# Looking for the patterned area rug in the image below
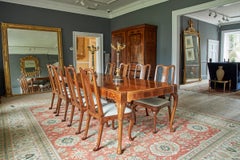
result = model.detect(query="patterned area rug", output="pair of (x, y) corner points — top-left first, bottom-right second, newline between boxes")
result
(0, 93), (61, 160)
(28, 104), (240, 159)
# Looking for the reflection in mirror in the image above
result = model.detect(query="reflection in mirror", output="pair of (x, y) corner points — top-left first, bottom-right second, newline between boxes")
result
(20, 56), (40, 77)
(1, 22), (63, 96)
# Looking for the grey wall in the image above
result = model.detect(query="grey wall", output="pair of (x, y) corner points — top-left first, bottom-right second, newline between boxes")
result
(0, 0), (226, 95)
(0, 1), (110, 95)
(110, 0), (219, 84)
(110, 0), (214, 65)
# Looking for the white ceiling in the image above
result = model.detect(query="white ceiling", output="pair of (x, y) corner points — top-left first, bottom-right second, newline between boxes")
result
(185, 1), (240, 26)
(1, 0), (240, 24)
(0, 0), (168, 18)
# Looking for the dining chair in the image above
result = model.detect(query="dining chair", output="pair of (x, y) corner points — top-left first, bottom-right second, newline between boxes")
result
(18, 75), (40, 94)
(133, 64), (151, 80)
(79, 67), (134, 151)
(47, 64), (58, 110)
(119, 63), (130, 77)
(132, 64), (175, 133)
(52, 65), (71, 122)
(64, 66), (87, 134)
(105, 62), (115, 75)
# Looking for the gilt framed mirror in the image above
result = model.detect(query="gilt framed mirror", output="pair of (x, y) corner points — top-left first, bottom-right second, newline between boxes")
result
(20, 55), (40, 77)
(183, 19), (201, 84)
(1, 22), (63, 96)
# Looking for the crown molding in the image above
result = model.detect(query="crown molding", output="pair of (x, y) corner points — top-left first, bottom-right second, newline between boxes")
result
(0, 0), (109, 18)
(109, 0), (168, 18)
(0, 0), (168, 19)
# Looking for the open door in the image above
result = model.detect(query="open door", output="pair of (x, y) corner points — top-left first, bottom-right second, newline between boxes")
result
(73, 32), (103, 73)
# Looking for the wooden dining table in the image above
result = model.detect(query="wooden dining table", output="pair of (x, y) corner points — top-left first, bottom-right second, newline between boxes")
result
(27, 76), (50, 93)
(78, 74), (178, 154)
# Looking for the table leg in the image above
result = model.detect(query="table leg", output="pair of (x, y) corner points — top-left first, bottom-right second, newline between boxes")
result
(223, 83), (226, 92)
(229, 80), (231, 91)
(117, 102), (126, 154)
(169, 92), (178, 132)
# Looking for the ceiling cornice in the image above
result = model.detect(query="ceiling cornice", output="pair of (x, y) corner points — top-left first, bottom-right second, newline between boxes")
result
(109, 0), (168, 18)
(0, 0), (168, 19)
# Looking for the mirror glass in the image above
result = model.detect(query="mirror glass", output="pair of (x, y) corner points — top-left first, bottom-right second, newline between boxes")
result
(183, 19), (201, 84)
(1, 23), (63, 96)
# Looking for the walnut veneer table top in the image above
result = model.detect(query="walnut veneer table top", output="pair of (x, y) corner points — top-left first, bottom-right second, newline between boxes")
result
(78, 73), (178, 154)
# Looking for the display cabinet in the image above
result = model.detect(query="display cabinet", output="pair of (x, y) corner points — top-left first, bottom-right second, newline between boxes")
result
(111, 24), (157, 78)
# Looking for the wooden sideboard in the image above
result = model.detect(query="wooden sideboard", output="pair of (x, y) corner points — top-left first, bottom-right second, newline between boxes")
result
(208, 62), (240, 91)
(111, 24), (157, 78)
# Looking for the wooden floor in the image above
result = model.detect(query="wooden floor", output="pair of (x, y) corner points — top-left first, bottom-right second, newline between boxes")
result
(179, 80), (240, 122)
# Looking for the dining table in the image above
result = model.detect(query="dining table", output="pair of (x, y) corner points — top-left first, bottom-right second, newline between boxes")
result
(78, 73), (178, 154)
(27, 76), (50, 93)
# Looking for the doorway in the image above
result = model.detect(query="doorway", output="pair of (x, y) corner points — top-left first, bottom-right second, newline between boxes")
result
(172, 0), (239, 85)
(72, 31), (104, 73)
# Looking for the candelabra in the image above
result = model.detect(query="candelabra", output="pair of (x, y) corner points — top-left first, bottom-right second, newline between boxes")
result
(87, 45), (99, 71)
(111, 42), (126, 82)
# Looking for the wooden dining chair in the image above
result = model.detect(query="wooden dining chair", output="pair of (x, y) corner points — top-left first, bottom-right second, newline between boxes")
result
(132, 64), (175, 133)
(18, 75), (39, 94)
(79, 67), (134, 151)
(64, 66), (87, 134)
(52, 65), (71, 122)
(47, 64), (58, 110)
(119, 63), (130, 77)
(134, 64), (151, 80)
(105, 62), (115, 75)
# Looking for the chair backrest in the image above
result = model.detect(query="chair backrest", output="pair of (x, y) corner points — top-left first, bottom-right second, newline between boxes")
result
(119, 63), (130, 77)
(134, 64), (151, 80)
(52, 65), (68, 98)
(18, 75), (29, 94)
(79, 67), (103, 118)
(64, 66), (84, 108)
(105, 62), (115, 75)
(46, 64), (57, 93)
(154, 64), (175, 84)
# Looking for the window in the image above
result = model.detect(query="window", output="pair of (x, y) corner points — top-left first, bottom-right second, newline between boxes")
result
(222, 30), (240, 62)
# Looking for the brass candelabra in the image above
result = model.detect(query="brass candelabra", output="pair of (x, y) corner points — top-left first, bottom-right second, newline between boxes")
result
(111, 42), (126, 82)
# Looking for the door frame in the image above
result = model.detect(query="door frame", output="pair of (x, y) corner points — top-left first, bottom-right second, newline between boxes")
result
(172, 0), (239, 85)
(72, 31), (104, 73)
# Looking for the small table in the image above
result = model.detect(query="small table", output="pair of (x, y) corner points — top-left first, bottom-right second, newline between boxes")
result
(209, 79), (231, 92)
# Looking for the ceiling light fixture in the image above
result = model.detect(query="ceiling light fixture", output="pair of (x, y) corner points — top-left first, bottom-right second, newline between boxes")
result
(208, 9), (230, 23)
